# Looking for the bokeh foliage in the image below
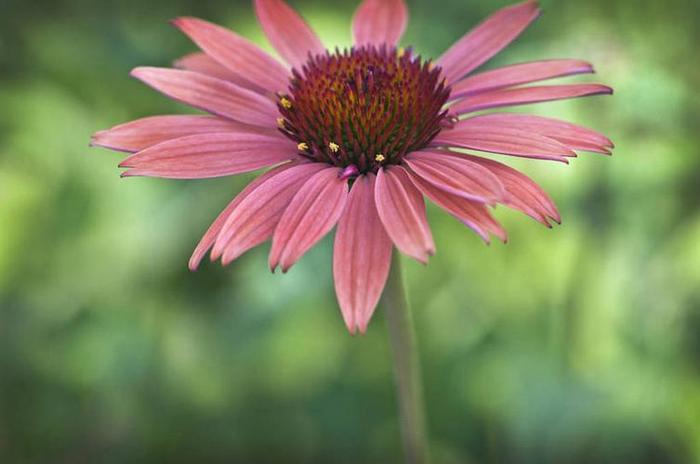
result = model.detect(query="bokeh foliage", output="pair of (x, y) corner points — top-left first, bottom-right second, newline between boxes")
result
(1, 0), (699, 462)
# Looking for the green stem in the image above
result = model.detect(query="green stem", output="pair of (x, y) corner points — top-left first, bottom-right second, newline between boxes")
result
(382, 252), (430, 464)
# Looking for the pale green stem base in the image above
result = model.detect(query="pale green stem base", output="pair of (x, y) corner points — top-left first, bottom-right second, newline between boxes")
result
(382, 252), (430, 464)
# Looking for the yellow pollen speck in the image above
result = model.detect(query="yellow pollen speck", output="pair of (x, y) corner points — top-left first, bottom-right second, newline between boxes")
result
(276, 117), (286, 128)
(375, 154), (386, 163)
(428, 62), (435, 71)
(297, 142), (309, 151)
(280, 97), (292, 109)
(328, 142), (340, 152)
(397, 47), (405, 58)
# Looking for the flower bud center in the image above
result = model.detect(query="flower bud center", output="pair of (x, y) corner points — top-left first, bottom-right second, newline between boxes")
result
(277, 45), (451, 174)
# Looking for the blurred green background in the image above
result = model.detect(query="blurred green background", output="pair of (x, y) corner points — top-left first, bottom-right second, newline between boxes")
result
(1, 0), (699, 462)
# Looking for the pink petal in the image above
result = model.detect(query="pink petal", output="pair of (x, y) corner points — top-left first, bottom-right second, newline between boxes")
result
(174, 52), (262, 91)
(119, 132), (296, 179)
(459, 113), (613, 154)
(254, 0), (325, 70)
(404, 150), (505, 204)
(211, 162), (328, 264)
(375, 166), (435, 264)
(408, 172), (507, 243)
(462, 153), (560, 224)
(189, 163), (294, 271)
(432, 122), (576, 162)
(91, 115), (278, 153)
(269, 167), (349, 272)
(352, 0), (408, 47)
(450, 84), (613, 114)
(437, 0), (540, 83)
(450, 59), (594, 99)
(130, 67), (278, 127)
(333, 174), (392, 335)
(172, 17), (290, 94)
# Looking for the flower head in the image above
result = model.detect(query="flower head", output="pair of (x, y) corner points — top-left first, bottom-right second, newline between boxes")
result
(91, 0), (613, 334)
(278, 46), (450, 172)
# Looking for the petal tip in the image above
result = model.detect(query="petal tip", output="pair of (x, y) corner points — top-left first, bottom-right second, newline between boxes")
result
(187, 259), (200, 272)
(403, 249), (429, 265)
(416, 255), (430, 265)
(172, 56), (187, 69)
(129, 66), (161, 81)
(170, 16), (192, 28)
(520, 0), (542, 17)
(118, 158), (136, 168)
(89, 131), (104, 145)
(474, 229), (491, 245)
(129, 67), (150, 81)
(210, 244), (224, 262)
(494, 226), (509, 244)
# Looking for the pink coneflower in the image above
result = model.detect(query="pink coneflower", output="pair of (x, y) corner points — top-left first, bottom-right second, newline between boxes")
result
(92, 0), (612, 334)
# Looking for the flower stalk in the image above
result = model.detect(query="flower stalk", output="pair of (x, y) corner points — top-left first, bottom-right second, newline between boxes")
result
(383, 252), (430, 464)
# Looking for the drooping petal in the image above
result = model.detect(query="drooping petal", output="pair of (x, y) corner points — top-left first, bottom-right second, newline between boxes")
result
(119, 132), (296, 179)
(375, 166), (435, 264)
(404, 150), (505, 204)
(130, 67), (278, 127)
(174, 52), (263, 91)
(352, 0), (408, 47)
(333, 174), (392, 335)
(269, 167), (348, 272)
(459, 113), (614, 154)
(437, 0), (540, 83)
(172, 17), (290, 93)
(254, 0), (325, 70)
(189, 163), (295, 270)
(91, 115), (278, 153)
(450, 59), (594, 99)
(450, 84), (613, 115)
(408, 172), (507, 243)
(432, 122), (576, 162)
(210, 162), (328, 264)
(462, 153), (560, 224)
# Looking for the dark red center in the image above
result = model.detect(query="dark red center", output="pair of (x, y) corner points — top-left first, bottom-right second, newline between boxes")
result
(276, 45), (452, 174)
